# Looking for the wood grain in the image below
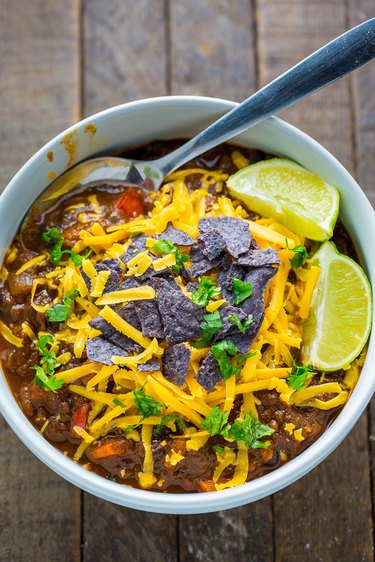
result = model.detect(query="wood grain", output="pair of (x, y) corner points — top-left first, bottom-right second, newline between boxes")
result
(257, 1), (373, 560)
(83, 497), (177, 562)
(0, 2), (81, 561)
(82, 0), (168, 116)
(179, 501), (273, 562)
(82, 3), (178, 560)
(169, 0), (256, 100)
(257, 0), (354, 173)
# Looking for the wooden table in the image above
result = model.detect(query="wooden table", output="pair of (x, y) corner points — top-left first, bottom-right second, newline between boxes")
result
(0, 2), (374, 561)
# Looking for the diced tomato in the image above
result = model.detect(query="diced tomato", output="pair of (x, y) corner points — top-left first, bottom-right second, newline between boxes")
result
(117, 188), (144, 217)
(72, 402), (91, 431)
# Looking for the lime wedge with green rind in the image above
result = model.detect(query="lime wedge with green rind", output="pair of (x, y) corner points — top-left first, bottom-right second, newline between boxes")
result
(227, 158), (339, 241)
(302, 241), (372, 371)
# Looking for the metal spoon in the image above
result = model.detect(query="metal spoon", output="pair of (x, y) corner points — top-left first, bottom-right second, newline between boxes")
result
(34, 18), (375, 212)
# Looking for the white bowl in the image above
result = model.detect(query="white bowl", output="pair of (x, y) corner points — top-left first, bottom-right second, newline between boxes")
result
(0, 96), (374, 514)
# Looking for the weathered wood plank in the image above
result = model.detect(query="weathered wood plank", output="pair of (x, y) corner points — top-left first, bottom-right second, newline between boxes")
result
(349, 0), (375, 206)
(257, 0), (354, 173)
(170, 3), (273, 559)
(82, 3), (177, 560)
(82, 0), (167, 116)
(169, 0), (256, 100)
(180, 500), (273, 562)
(257, 1), (373, 560)
(0, 3), (82, 560)
(349, 0), (375, 537)
(83, 497), (177, 562)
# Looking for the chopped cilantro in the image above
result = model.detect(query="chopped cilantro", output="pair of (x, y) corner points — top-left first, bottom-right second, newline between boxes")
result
(113, 398), (127, 409)
(232, 278), (252, 305)
(201, 406), (228, 436)
(228, 313), (253, 334)
(151, 238), (189, 275)
(154, 414), (185, 436)
(45, 288), (79, 322)
(285, 239), (308, 268)
(193, 310), (222, 348)
(33, 365), (63, 393)
(191, 277), (221, 307)
(222, 413), (274, 449)
(212, 445), (225, 454)
(133, 386), (163, 421)
(211, 340), (253, 381)
(287, 361), (316, 391)
(35, 334), (57, 376)
(132, 231), (142, 237)
(42, 227), (91, 266)
(124, 425), (136, 435)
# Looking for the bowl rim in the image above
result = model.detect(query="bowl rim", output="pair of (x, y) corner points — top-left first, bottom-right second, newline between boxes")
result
(0, 94), (374, 514)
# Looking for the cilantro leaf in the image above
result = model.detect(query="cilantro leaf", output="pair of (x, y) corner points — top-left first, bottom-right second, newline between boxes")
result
(287, 361), (316, 391)
(124, 425), (136, 435)
(201, 406), (228, 436)
(211, 340), (253, 381)
(133, 386), (163, 421)
(151, 238), (189, 275)
(113, 398), (127, 409)
(154, 414), (185, 436)
(228, 313), (253, 334)
(42, 227), (64, 265)
(285, 239), (308, 268)
(191, 277), (221, 307)
(42, 228), (91, 266)
(223, 413), (274, 449)
(193, 310), (222, 348)
(212, 445), (225, 454)
(33, 365), (63, 393)
(45, 288), (79, 322)
(232, 278), (252, 305)
(35, 334), (57, 376)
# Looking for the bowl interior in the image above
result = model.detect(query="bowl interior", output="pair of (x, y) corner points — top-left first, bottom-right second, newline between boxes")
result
(0, 96), (374, 514)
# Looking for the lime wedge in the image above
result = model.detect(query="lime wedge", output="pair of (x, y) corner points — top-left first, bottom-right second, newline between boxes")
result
(227, 158), (339, 241)
(302, 241), (372, 371)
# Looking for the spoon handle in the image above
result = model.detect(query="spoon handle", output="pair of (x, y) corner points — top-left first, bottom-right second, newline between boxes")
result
(157, 18), (375, 175)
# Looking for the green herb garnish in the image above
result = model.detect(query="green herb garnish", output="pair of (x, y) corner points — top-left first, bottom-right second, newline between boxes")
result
(285, 238), (308, 268)
(222, 413), (274, 449)
(42, 228), (91, 266)
(32, 334), (62, 393)
(133, 386), (163, 421)
(151, 238), (189, 275)
(113, 398), (127, 409)
(228, 313), (253, 334)
(211, 340), (253, 380)
(201, 406), (228, 436)
(191, 277), (221, 307)
(232, 278), (252, 305)
(154, 414), (185, 436)
(45, 288), (79, 322)
(287, 360), (316, 391)
(193, 310), (222, 348)
(212, 445), (225, 454)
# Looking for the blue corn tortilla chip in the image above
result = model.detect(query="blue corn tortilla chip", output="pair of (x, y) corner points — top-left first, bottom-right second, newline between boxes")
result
(80, 259), (121, 294)
(217, 261), (245, 301)
(212, 304), (249, 343)
(158, 223), (195, 246)
(189, 245), (223, 278)
(89, 315), (142, 353)
(149, 277), (203, 344)
(198, 217), (251, 258)
(119, 301), (143, 331)
(236, 248), (280, 267)
(134, 299), (165, 339)
(137, 360), (160, 372)
(196, 352), (222, 392)
(162, 343), (191, 387)
(197, 229), (226, 261)
(120, 234), (148, 264)
(86, 336), (128, 366)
